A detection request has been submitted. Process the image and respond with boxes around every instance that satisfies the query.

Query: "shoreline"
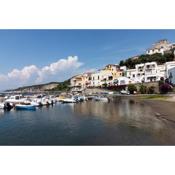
[140,97,175,123]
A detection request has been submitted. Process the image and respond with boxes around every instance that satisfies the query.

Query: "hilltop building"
[146,39,175,55]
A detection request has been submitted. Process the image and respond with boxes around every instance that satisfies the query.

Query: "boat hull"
[15,105,36,110]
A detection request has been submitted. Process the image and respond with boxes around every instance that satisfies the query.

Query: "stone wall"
[85,82,160,94]
[135,82,159,93]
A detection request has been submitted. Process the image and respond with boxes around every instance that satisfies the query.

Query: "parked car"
[120,90,130,95]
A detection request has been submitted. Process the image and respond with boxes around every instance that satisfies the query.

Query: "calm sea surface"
[0,97,175,145]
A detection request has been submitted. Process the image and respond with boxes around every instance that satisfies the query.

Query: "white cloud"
[0,56,83,90]
[0,74,7,81]
[37,56,83,82]
[8,65,38,81]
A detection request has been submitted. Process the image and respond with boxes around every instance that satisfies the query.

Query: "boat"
[94,96,109,102]
[5,95,26,104]
[15,104,36,110]
[61,98,76,103]
[4,102,13,111]
[0,103,4,109]
[73,95,86,102]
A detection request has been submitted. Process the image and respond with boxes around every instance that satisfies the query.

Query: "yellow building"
[100,64,123,84]
[90,64,124,87]
[70,73,91,90]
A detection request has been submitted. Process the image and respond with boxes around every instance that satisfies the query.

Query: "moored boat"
[15,104,36,110]
[94,96,109,102]
[61,98,76,103]
[0,103,4,109]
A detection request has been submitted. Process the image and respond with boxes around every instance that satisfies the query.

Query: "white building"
[113,77,135,85]
[165,61,175,78]
[126,62,166,83]
[89,64,123,87]
[146,39,174,55]
[90,71,102,87]
[126,68,138,82]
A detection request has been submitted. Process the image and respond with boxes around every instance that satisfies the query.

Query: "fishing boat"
[15,104,36,110]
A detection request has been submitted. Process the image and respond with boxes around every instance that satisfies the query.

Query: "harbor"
[0,31,175,145]
[0,93,175,145]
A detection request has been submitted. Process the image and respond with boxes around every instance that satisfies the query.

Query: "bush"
[128,84,137,94]
[139,84,147,94]
[159,83,172,94]
[147,86,155,94]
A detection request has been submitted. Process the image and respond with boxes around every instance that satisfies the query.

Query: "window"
[133,74,135,78]
[108,76,113,80]
[120,80,125,85]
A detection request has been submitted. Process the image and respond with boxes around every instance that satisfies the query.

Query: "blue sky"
[0,29,175,90]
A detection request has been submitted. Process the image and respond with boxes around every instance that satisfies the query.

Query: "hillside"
[6,80,70,92]
[119,52,175,69]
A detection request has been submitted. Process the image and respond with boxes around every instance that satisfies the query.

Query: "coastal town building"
[165,61,175,84]
[146,39,175,55]
[70,73,91,92]
[113,77,135,85]
[125,62,166,83]
[89,64,124,87]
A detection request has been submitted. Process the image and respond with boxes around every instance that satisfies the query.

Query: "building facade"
[90,64,123,87]
[70,73,91,91]
[126,62,166,83]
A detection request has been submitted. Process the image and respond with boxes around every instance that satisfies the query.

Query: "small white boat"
[94,96,109,102]
[15,104,36,110]
[73,95,86,102]
[0,103,4,109]
[30,101,40,107]
[5,95,26,104]
[61,98,76,103]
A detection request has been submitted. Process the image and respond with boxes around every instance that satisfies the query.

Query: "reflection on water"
[72,98,175,145]
[0,97,175,145]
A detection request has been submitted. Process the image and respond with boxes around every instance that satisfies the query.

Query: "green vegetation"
[139,84,155,94]
[51,79,70,91]
[139,84,147,94]
[128,84,137,94]
[119,52,174,69]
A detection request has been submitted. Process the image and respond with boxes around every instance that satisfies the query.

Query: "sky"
[0,29,175,90]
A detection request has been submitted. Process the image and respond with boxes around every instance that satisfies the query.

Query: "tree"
[119,52,174,68]
[119,60,124,66]
[128,84,137,94]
